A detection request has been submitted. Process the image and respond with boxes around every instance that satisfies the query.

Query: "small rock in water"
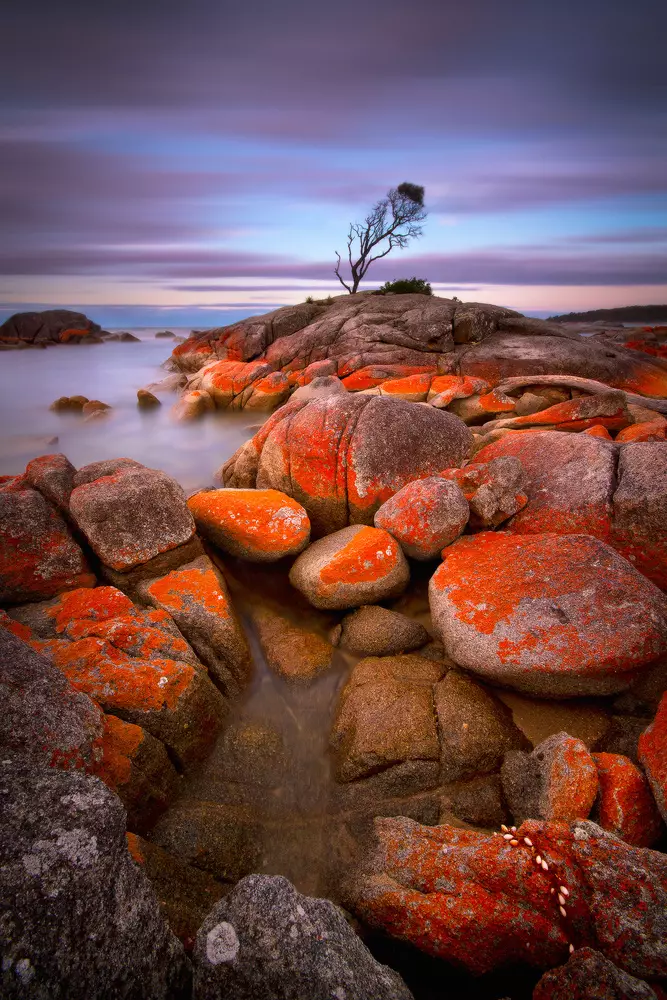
[137,389,161,409]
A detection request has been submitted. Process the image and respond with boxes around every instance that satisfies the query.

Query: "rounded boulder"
[374,476,469,560]
[289,525,409,610]
[188,488,310,562]
[429,532,667,697]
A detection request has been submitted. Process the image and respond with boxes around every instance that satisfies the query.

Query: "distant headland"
[549,304,667,323]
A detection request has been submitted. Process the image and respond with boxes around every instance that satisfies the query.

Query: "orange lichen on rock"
[377,373,434,401]
[319,526,402,585]
[48,585,134,632]
[59,327,92,343]
[427,374,490,406]
[201,359,274,408]
[0,609,33,642]
[341,365,436,391]
[49,635,195,714]
[93,713,145,790]
[188,488,310,561]
[592,751,663,846]
[478,389,517,413]
[244,371,291,411]
[638,692,667,825]
[374,477,469,560]
[582,425,613,439]
[145,564,231,619]
[616,421,667,443]
[429,531,667,697]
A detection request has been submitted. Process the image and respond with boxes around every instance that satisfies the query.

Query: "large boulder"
[0,760,190,998]
[193,874,414,1000]
[0,484,94,603]
[591,752,663,847]
[343,817,667,978]
[223,394,473,536]
[69,462,196,572]
[0,308,102,347]
[612,442,667,590]
[429,532,667,697]
[289,525,410,610]
[188,488,310,562]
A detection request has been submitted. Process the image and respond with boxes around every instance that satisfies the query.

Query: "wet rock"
[69,462,196,572]
[0,760,190,999]
[374,477,469,560]
[331,654,445,782]
[439,773,510,828]
[473,430,616,538]
[532,947,658,1000]
[156,330,176,338]
[501,732,599,823]
[193,873,414,1000]
[249,604,332,682]
[224,394,473,536]
[442,454,527,528]
[137,388,161,408]
[435,670,530,782]
[138,554,251,697]
[150,800,263,882]
[612,442,667,589]
[126,833,228,953]
[289,525,410,610]
[0,485,94,603]
[81,399,112,417]
[344,816,667,978]
[188,488,310,562]
[591,752,663,847]
[24,453,76,513]
[0,627,103,770]
[106,331,140,342]
[638,692,667,824]
[429,532,667,697]
[335,605,429,656]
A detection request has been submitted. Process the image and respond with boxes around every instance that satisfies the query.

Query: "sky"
[1,0,666,327]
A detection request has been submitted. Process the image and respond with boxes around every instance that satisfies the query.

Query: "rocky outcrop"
[0,309,104,348]
[344,817,667,979]
[0,760,191,998]
[429,532,667,697]
[193,874,414,1000]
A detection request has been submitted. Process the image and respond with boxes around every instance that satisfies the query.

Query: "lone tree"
[334,182,427,294]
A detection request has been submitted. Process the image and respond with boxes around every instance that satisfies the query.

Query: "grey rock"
[533,947,657,999]
[0,759,190,998]
[193,873,413,1000]
[439,774,510,828]
[24,453,76,514]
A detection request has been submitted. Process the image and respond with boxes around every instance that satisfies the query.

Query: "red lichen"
[91,713,144,790]
[146,564,231,618]
[593,752,663,847]
[47,586,134,632]
[616,421,667,443]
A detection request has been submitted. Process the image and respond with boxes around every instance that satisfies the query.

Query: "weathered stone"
[443,454,528,528]
[434,670,530,782]
[335,605,429,656]
[289,525,410,610]
[188,488,310,562]
[592,752,663,847]
[344,816,667,978]
[138,555,251,697]
[249,604,332,682]
[374,477,469,559]
[532,947,658,1000]
[193,874,414,1000]
[24,453,76,514]
[501,732,599,823]
[429,532,667,697]
[439,773,511,829]
[612,442,667,589]
[638,692,667,824]
[0,760,190,998]
[0,485,94,603]
[69,463,196,572]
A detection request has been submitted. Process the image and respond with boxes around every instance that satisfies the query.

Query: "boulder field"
[2,295,667,998]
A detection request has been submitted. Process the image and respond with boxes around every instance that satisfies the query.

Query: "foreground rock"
[429,532,667,697]
[193,874,413,1000]
[289,525,410,609]
[638,692,667,824]
[0,761,190,998]
[532,948,659,1000]
[344,817,667,979]
[222,394,473,535]
[333,605,429,656]
[501,732,599,824]
[374,476,469,559]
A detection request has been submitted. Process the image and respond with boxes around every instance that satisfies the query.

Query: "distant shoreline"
[549,304,667,323]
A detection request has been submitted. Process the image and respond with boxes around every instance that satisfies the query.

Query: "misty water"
[0,332,261,492]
